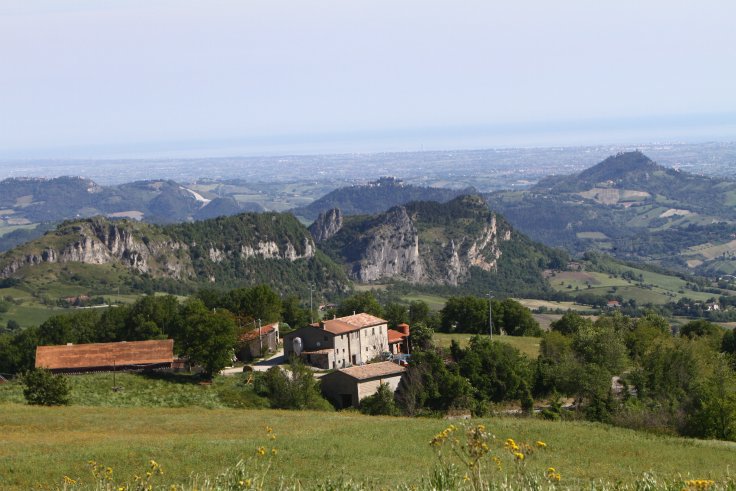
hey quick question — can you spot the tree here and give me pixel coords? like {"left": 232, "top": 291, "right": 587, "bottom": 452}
{"left": 6, "top": 319, "right": 20, "bottom": 331}
{"left": 681, "top": 319, "right": 723, "bottom": 342}
{"left": 281, "top": 294, "right": 310, "bottom": 330}
{"left": 440, "top": 296, "right": 490, "bottom": 333}
{"left": 572, "top": 321, "right": 628, "bottom": 375}
{"left": 178, "top": 299, "right": 237, "bottom": 378}
{"left": 534, "top": 331, "right": 580, "bottom": 396}
{"left": 635, "top": 311, "right": 670, "bottom": 333}
{"left": 337, "top": 292, "right": 382, "bottom": 317}
{"left": 383, "top": 302, "right": 408, "bottom": 328}
{"left": 550, "top": 310, "right": 591, "bottom": 336}
{"left": 226, "top": 285, "right": 282, "bottom": 323}
{"left": 396, "top": 349, "right": 473, "bottom": 414}
{"left": 496, "top": 298, "right": 541, "bottom": 336}
{"left": 454, "top": 336, "right": 533, "bottom": 403}
{"left": 408, "top": 300, "right": 430, "bottom": 325}
{"left": 688, "top": 355, "right": 736, "bottom": 440}
{"left": 123, "top": 295, "right": 180, "bottom": 341}
{"left": 722, "top": 329, "right": 736, "bottom": 355}
{"left": 409, "top": 322, "right": 434, "bottom": 352}
{"left": 22, "top": 368, "right": 70, "bottom": 406}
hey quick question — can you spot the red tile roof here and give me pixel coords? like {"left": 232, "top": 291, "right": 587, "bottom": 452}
{"left": 314, "top": 313, "right": 387, "bottom": 335}
{"left": 338, "top": 313, "right": 387, "bottom": 328}
{"left": 338, "top": 361, "right": 406, "bottom": 380}
{"left": 240, "top": 323, "right": 278, "bottom": 343}
{"left": 35, "top": 339, "right": 174, "bottom": 371}
{"left": 387, "top": 329, "right": 407, "bottom": 344}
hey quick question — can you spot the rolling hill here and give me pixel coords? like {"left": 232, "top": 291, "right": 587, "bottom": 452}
{"left": 291, "top": 176, "right": 475, "bottom": 221}
{"left": 486, "top": 151, "right": 736, "bottom": 276}
{"left": 0, "top": 177, "right": 265, "bottom": 252}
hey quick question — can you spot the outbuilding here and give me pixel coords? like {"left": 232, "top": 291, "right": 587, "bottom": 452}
{"left": 320, "top": 361, "right": 406, "bottom": 409}
{"left": 35, "top": 339, "right": 174, "bottom": 374}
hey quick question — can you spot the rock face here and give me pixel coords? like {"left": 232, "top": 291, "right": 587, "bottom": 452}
{"left": 0, "top": 213, "right": 323, "bottom": 284}
{"left": 309, "top": 208, "right": 343, "bottom": 243}
{"left": 324, "top": 195, "right": 513, "bottom": 286}
{"left": 349, "top": 207, "right": 424, "bottom": 283}
{"left": 0, "top": 218, "right": 192, "bottom": 279}
{"left": 205, "top": 239, "right": 315, "bottom": 263}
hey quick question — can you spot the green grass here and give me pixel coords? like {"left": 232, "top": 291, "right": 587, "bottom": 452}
{"left": 433, "top": 333, "right": 541, "bottom": 358}
{"left": 575, "top": 231, "right": 609, "bottom": 240}
{"left": 514, "top": 298, "right": 592, "bottom": 312}
{"left": 401, "top": 293, "right": 448, "bottom": 311}
{"left": 550, "top": 267, "right": 714, "bottom": 304}
{"left": 1, "top": 402, "right": 735, "bottom": 490}
{"left": 0, "top": 372, "right": 268, "bottom": 409}
{"left": 0, "top": 223, "right": 36, "bottom": 237}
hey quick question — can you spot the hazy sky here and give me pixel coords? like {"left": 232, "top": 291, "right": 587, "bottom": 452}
{"left": 2, "top": 0, "right": 735, "bottom": 158}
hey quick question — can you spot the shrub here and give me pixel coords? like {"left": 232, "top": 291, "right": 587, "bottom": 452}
{"left": 360, "top": 382, "right": 399, "bottom": 416}
{"left": 22, "top": 368, "right": 70, "bottom": 406}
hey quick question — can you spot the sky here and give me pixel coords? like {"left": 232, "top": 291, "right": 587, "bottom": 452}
{"left": 1, "top": 0, "right": 736, "bottom": 158}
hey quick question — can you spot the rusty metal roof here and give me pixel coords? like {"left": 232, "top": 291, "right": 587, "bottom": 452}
{"left": 240, "top": 322, "right": 278, "bottom": 343}
{"left": 35, "top": 339, "right": 174, "bottom": 371}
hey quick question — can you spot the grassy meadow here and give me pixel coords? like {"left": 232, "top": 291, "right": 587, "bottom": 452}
{"left": 2, "top": 401, "right": 736, "bottom": 490}
{"left": 0, "top": 372, "right": 267, "bottom": 409}
{"left": 548, "top": 267, "right": 715, "bottom": 304}
{"left": 433, "top": 333, "right": 541, "bottom": 358}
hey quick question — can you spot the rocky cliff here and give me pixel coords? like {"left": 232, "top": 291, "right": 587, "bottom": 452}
{"left": 0, "top": 218, "right": 192, "bottom": 279}
{"left": 309, "top": 208, "right": 344, "bottom": 243}
{"left": 0, "top": 213, "right": 349, "bottom": 293}
{"left": 321, "top": 195, "right": 519, "bottom": 286}
{"left": 347, "top": 206, "right": 424, "bottom": 283}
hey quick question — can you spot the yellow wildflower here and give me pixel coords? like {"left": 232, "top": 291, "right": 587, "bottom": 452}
{"left": 536, "top": 440, "right": 547, "bottom": 448}
{"left": 513, "top": 452, "right": 525, "bottom": 461}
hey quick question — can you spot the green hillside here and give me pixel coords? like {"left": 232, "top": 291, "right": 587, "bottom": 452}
{"left": 292, "top": 176, "right": 475, "bottom": 221}
{"left": 487, "top": 151, "right": 736, "bottom": 276}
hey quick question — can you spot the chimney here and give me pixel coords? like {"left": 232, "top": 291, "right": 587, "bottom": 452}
{"left": 319, "top": 320, "right": 326, "bottom": 330}
{"left": 397, "top": 323, "right": 410, "bottom": 337}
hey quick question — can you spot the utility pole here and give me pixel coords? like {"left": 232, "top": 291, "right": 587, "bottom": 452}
{"left": 487, "top": 291, "right": 494, "bottom": 339}
{"left": 309, "top": 285, "right": 315, "bottom": 324}
{"left": 258, "top": 318, "right": 262, "bottom": 355}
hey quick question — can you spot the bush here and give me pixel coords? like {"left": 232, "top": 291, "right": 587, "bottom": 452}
{"left": 360, "top": 382, "right": 399, "bottom": 416}
{"left": 22, "top": 368, "right": 70, "bottom": 406}
{"left": 256, "top": 359, "right": 332, "bottom": 411}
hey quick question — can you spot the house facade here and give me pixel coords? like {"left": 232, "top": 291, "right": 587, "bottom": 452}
{"left": 283, "top": 313, "right": 389, "bottom": 369}
{"left": 320, "top": 361, "right": 406, "bottom": 408}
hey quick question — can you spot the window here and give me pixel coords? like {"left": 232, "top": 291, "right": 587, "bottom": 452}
{"left": 372, "top": 327, "right": 375, "bottom": 335}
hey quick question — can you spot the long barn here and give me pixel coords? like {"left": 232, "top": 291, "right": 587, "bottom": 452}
{"left": 35, "top": 339, "right": 174, "bottom": 374}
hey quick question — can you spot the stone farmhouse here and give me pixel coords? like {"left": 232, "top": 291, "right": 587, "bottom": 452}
{"left": 284, "top": 313, "right": 389, "bottom": 369}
